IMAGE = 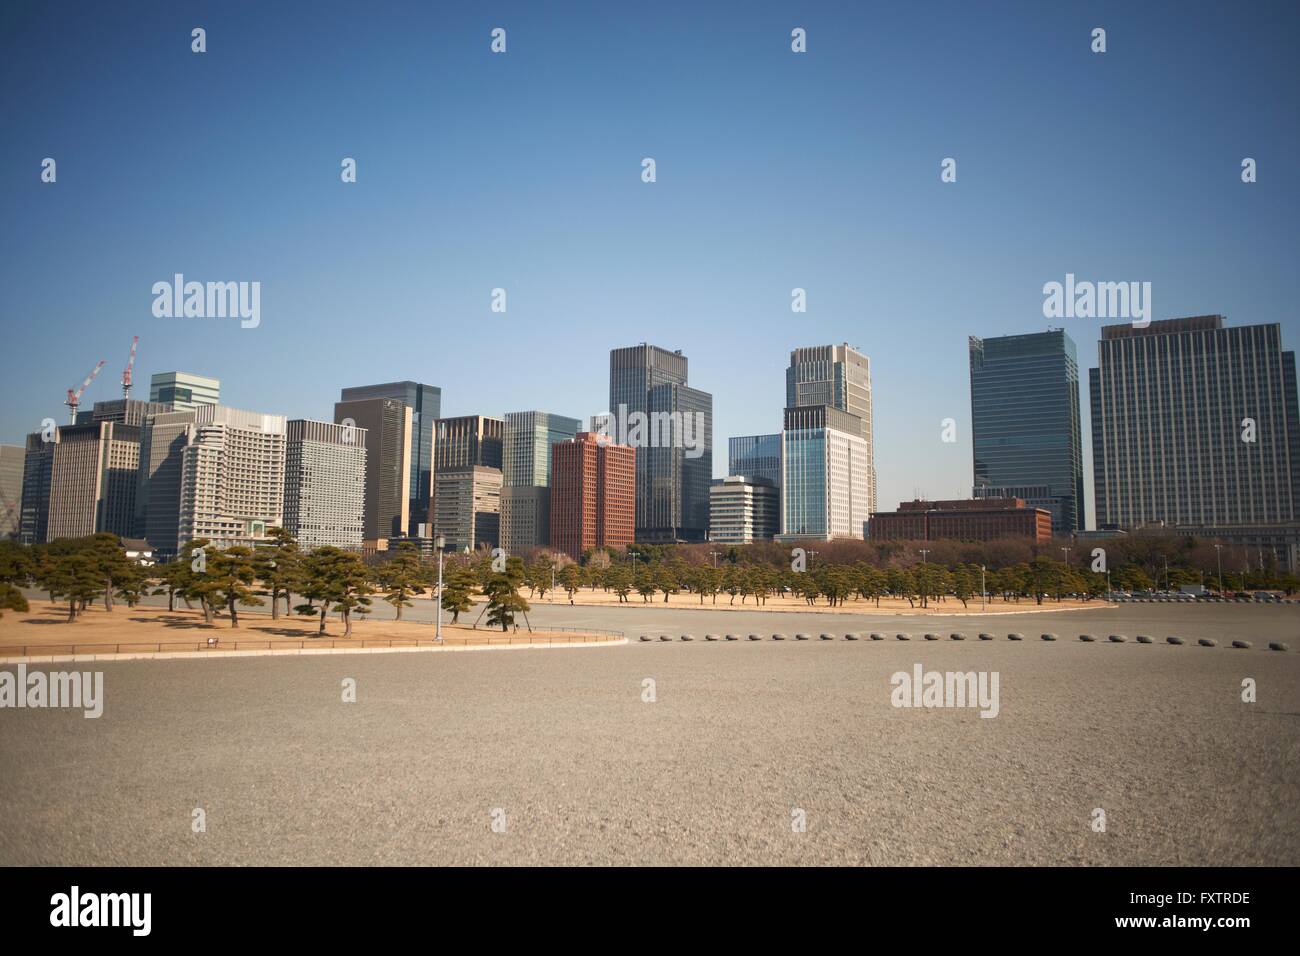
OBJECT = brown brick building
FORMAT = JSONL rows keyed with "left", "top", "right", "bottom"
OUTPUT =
{"left": 869, "top": 498, "right": 1053, "bottom": 542}
{"left": 549, "top": 433, "right": 635, "bottom": 559}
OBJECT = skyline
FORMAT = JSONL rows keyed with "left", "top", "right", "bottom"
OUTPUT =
{"left": 3, "top": 1, "right": 1299, "bottom": 520}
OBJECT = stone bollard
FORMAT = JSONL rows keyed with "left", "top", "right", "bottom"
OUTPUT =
{"left": 773, "top": 633, "right": 787, "bottom": 641}
{"left": 1167, "top": 636, "right": 1185, "bottom": 645}
{"left": 1136, "top": 635, "right": 1153, "bottom": 644}
{"left": 1079, "top": 634, "right": 1095, "bottom": 642}
{"left": 748, "top": 634, "right": 762, "bottom": 641}
{"left": 924, "top": 633, "right": 940, "bottom": 641}
{"left": 1108, "top": 635, "right": 1127, "bottom": 643}
{"left": 1041, "top": 633, "right": 1057, "bottom": 641}
{"left": 1198, "top": 638, "right": 1217, "bottom": 647}
{"left": 845, "top": 633, "right": 861, "bottom": 641}
{"left": 725, "top": 634, "right": 739, "bottom": 641}
{"left": 1231, "top": 640, "right": 1251, "bottom": 649}
{"left": 1008, "top": 633, "right": 1023, "bottom": 641}
{"left": 950, "top": 633, "right": 966, "bottom": 641}
{"left": 705, "top": 634, "right": 720, "bottom": 641}
{"left": 978, "top": 633, "right": 994, "bottom": 641}
{"left": 1268, "top": 642, "right": 1289, "bottom": 651}
{"left": 681, "top": 634, "right": 694, "bottom": 642}
{"left": 639, "top": 635, "right": 653, "bottom": 642}
{"left": 869, "top": 633, "right": 885, "bottom": 641}
{"left": 896, "top": 633, "right": 911, "bottom": 641}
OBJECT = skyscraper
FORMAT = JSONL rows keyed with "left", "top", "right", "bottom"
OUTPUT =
{"left": 137, "top": 409, "right": 197, "bottom": 557}
{"left": 46, "top": 419, "right": 142, "bottom": 540}
{"left": 334, "top": 397, "right": 411, "bottom": 544}
{"left": 149, "top": 372, "right": 220, "bottom": 412}
{"left": 968, "top": 329, "right": 1084, "bottom": 534}
{"left": 729, "top": 434, "right": 782, "bottom": 488}
{"left": 339, "top": 381, "right": 441, "bottom": 536}
{"left": 786, "top": 344, "right": 876, "bottom": 514}
{"left": 434, "top": 466, "right": 502, "bottom": 552}
{"left": 608, "top": 344, "right": 713, "bottom": 543}
{"left": 549, "top": 432, "right": 635, "bottom": 560}
{"left": 778, "top": 405, "right": 872, "bottom": 542}
{"left": 1090, "top": 316, "right": 1300, "bottom": 536}
{"left": 177, "top": 406, "right": 287, "bottom": 552}
{"left": 19, "top": 431, "right": 56, "bottom": 544}
{"left": 431, "top": 414, "right": 503, "bottom": 539}
{"left": 0, "top": 444, "right": 27, "bottom": 539}
{"left": 501, "top": 410, "right": 581, "bottom": 553}
{"left": 283, "top": 419, "right": 367, "bottom": 550}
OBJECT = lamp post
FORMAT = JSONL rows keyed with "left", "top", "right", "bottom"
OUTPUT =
{"left": 1214, "top": 544, "right": 1223, "bottom": 594}
{"left": 435, "top": 534, "right": 446, "bottom": 642}
{"left": 981, "top": 564, "right": 986, "bottom": 612}
{"left": 709, "top": 550, "right": 721, "bottom": 568}
{"left": 807, "top": 549, "right": 820, "bottom": 570}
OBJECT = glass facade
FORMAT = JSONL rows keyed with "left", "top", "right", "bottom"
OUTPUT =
{"left": 340, "top": 381, "right": 441, "bottom": 535}
{"left": 969, "top": 330, "right": 1083, "bottom": 534}
{"left": 729, "top": 434, "right": 782, "bottom": 487}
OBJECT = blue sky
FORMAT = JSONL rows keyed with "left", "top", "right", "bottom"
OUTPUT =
{"left": 3, "top": 0, "right": 1298, "bottom": 525}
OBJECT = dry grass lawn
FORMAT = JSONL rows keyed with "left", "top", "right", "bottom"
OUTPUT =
{"left": 0, "top": 600, "right": 613, "bottom": 655}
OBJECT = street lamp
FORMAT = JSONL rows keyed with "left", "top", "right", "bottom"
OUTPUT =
{"left": 435, "top": 534, "right": 446, "bottom": 642}
{"left": 807, "top": 550, "right": 820, "bottom": 569}
{"left": 981, "top": 564, "right": 986, "bottom": 612}
{"left": 709, "top": 550, "right": 721, "bottom": 568}
{"left": 1214, "top": 544, "right": 1224, "bottom": 594}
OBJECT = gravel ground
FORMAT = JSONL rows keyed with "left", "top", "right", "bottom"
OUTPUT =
{"left": 1, "top": 606, "right": 1297, "bottom": 866}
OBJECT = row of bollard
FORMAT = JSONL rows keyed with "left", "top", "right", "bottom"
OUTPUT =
{"left": 638, "top": 632, "right": 1290, "bottom": 650}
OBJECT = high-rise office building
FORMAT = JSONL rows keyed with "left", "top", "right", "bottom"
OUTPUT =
{"left": 501, "top": 410, "right": 581, "bottom": 554}
{"left": 177, "top": 406, "right": 287, "bottom": 552}
{"left": 729, "top": 434, "right": 782, "bottom": 488}
{"left": 334, "top": 398, "right": 411, "bottom": 544}
{"left": 434, "top": 466, "right": 502, "bottom": 552}
{"left": 19, "top": 431, "right": 56, "bottom": 544}
{"left": 969, "top": 330, "right": 1084, "bottom": 534}
{"left": 1090, "top": 316, "right": 1300, "bottom": 553}
{"left": 0, "top": 444, "right": 26, "bottom": 539}
{"left": 90, "top": 399, "right": 173, "bottom": 426}
{"left": 283, "top": 419, "right": 367, "bottom": 551}
{"left": 778, "top": 405, "right": 872, "bottom": 542}
{"left": 137, "top": 409, "right": 197, "bottom": 556}
{"left": 786, "top": 343, "right": 876, "bottom": 514}
{"left": 709, "top": 476, "right": 779, "bottom": 544}
{"left": 47, "top": 419, "right": 142, "bottom": 540}
{"left": 149, "top": 372, "right": 220, "bottom": 412}
{"left": 549, "top": 432, "right": 636, "bottom": 560}
{"left": 608, "top": 344, "right": 713, "bottom": 543}
{"left": 339, "top": 381, "right": 441, "bottom": 536}
{"left": 431, "top": 414, "right": 503, "bottom": 536}
{"left": 434, "top": 415, "right": 503, "bottom": 472}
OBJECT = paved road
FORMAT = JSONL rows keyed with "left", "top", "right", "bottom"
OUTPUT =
{"left": 2, "top": 605, "right": 1296, "bottom": 866}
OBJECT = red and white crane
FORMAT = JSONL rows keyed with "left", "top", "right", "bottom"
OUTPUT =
{"left": 66, "top": 360, "right": 106, "bottom": 423}
{"left": 121, "top": 335, "right": 139, "bottom": 399}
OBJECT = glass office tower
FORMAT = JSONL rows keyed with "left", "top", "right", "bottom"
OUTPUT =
{"left": 969, "top": 330, "right": 1084, "bottom": 534}
{"left": 340, "top": 381, "right": 441, "bottom": 535}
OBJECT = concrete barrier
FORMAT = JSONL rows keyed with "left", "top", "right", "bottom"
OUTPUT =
{"left": 869, "top": 633, "right": 885, "bottom": 641}
{"left": 978, "top": 633, "right": 994, "bottom": 641}
{"left": 680, "top": 634, "right": 694, "bottom": 642}
{"left": 1269, "top": 642, "right": 1289, "bottom": 651}
{"left": 1041, "top": 633, "right": 1057, "bottom": 641}
{"left": 1198, "top": 638, "right": 1217, "bottom": 647}
{"left": 1008, "top": 633, "right": 1023, "bottom": 641}
{"left": 1231, "top": 640, "right": 1251, "bottom": 649}
{"left": 1079, "top": 634, "right": 1095, "bottom": 642}
{"left": 1108, "top": 634, "right": 1127, "bottom": 643}
{"left": 725, "top": 634, "right": 739, "bottom": 641}
{"left": 705, "top": 634, "right": 720, "bottom": 641}
{"left": 773, "top": 633, "right": 787, "bottom": 641}
{"left": 924, "top": 633, "right": 940, "bottom": 641}
{"left": 950, "top": 633, "right": 966, "bottom": 641}
{"left": 1136, "top": 635, "right": 1153, "bottom": 644}
{"left": 896, "top": 633, "right": 911, "bottom": 641}
{"left": 1167, "top": 636, "right": 1185, "bottom": 645}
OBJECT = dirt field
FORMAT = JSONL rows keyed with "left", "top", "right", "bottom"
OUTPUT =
{"left": 0, "top": 600, "right": 616, "bottom": 655}
{"left": 528, "top": 589, "right": 1107, "bottom": 615}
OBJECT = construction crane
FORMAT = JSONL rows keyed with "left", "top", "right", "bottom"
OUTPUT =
{"left": 121, "top": 335, "right": 139, "bottom": 399}
{"left": 66, "top": 360, "right": 106, "bottom": 423}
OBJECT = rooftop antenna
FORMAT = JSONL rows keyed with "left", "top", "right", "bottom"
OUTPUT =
{"left": 66, "top": 360, "right": 106, "bottom": 423}
{"left": 121, "top": 335, "right": 139, "bottom": 399}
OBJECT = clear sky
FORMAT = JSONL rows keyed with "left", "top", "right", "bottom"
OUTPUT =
{"left": 3, "top": 1, "right": 1298, "bottom": 526}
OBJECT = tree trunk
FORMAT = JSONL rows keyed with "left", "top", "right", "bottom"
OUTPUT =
{"left": 168, "top": 589, "right": 176, "bottom": 612}
{"left": 395, "top": 597, "right": 403, "bottom": 621}
{"left": 318, "top": 606, "right": 327, "bottom": 635}
{"left": 67, "top": 599, "right": 76, "bottom": 621}
{"left": 228, "top": 596, "right": 239, "bottom": 628}
{"left": 271, "top": 587, "right": 280, "bottom": 620}
{"left": 104, "top": 580, "right": 114, "bottom": 611}
{"left": 343, "top": 609, "right": 352, "bottom": 638}
{"left": 201, "top": 599, "right": 213, "bottom": 624}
